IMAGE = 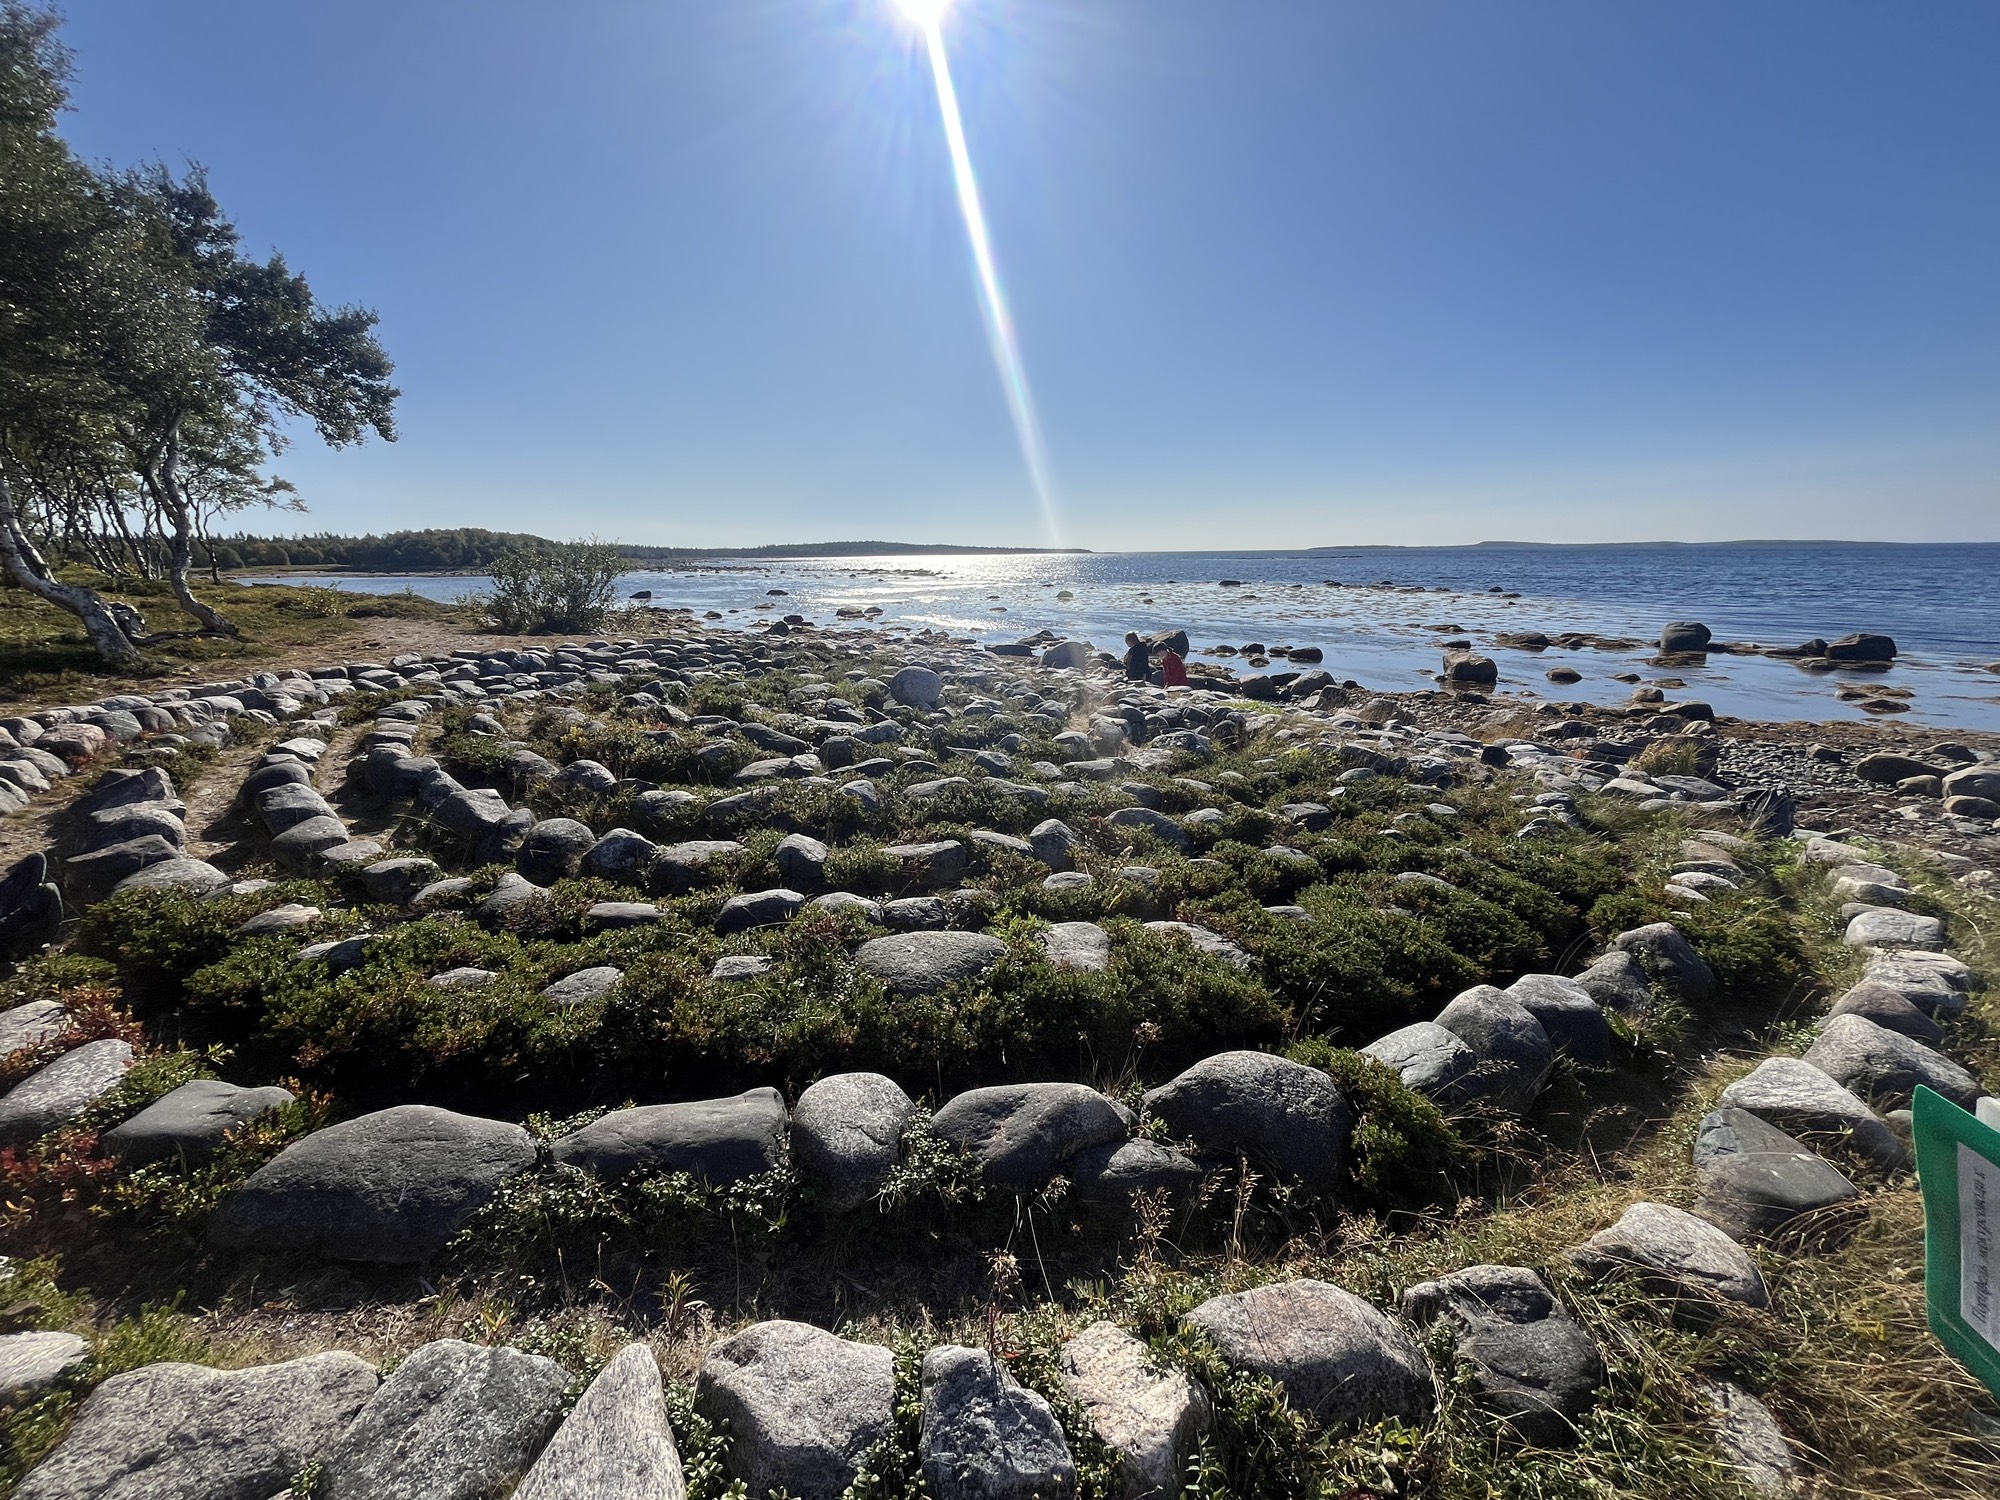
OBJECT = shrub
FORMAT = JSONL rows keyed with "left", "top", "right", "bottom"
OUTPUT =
{"left": 481, "top": 541, "right": 628, "bottom": 634}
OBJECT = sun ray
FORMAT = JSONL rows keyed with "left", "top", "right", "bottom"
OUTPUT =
{"left": 904, "top": 4, "right": 1063, "bottom": 548}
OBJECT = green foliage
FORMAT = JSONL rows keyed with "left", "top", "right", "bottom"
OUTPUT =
{"left": 483, "top": 541, "right": 629, "bottom": 634}
{"left": 1288, "top": 1041, "right": 1471, "bottom": 1207}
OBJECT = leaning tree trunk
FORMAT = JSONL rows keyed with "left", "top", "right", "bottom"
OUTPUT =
{"left": 0, "top": 469, "right": 145, "bottom": 666}
{"left": 149, "top": 439, "right": 238, "bottom": 638}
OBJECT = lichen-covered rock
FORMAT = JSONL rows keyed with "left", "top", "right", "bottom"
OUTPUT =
{"left": 551, "top": 1088, "right": 787, "bottom": 1183}
{"left": 1432, "top": 986, "right": 1553, "bottom": 1112}
{"left": 15, "top": 1351, "right": 377, "bottom": 1500}
{"left": 1692, "top": 1107, "right": 1861, "bottom": 1239}
{"left": 1569, "top": 1201, "right": 1768, "bottom": 1307}
{"left": 697, "top": 1321, "right": 896, "bottom": 1500}
{"left": 854, "top": 931, "right": 1007, "bottom": 996}
{"left": 1503, "top": 974, "right": 1611, "bottom": 1062}
{"left": 1360, "top": 1023, "right": 1478, "bottom": 1103}
{"left": 1401, "top": 1265, "right": 1603, "bottom": 1445}
{"left": 1058, "top": 1321, "right": 1210, "bottom": 1497}
{"left": 0, "top": 1330, "right": 88, "bottom": 1403}
{"left": 1702, "top": 1380, "right": 1795, "bottom": 1497}
{"left": 1843, "top": 908, "right": 1945, "bottom": 952}
{"left": 318, "top": 1339, "right": 568, "bottom": 1500}
{"left": 0, "top": 1038, "right": 133, "bottom": 1149}
{"left": 791, "top": 1072, "right": 912, "bottom": 1212}
{"left": 921, "top": 1345, "right": 1077, "bottom": 1500}
{"left": 208, "top": 1105, "right": 535, "bottom": 1263}
{"left": 1610, "top": 923, "right": 1714, "bottom": 1001}
{"left": 1184, "top": 1279, "right": 1433, "bottom": 1429}
{"left": 1041, "top": 920, "right": 1112, "bottom": 972}
{"left": 102, "top": 1079, "right": 296, "bottom": 1166}
{"left": 513, "top": 1343, "right": 685, "bottom": 1500}
{"left": 1718, "top": 1057, "right": 1907, "bottom": 1171}
{"left": 1801, "top": 1014, "right": 1978, "bottom": 1109}
{"left": 931, "top": 1083, "right": 1128, "bottom": 1190}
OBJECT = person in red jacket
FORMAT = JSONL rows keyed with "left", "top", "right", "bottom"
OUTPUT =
{"left": 1159, "top": 647, "right": 1188, "bottom": 688}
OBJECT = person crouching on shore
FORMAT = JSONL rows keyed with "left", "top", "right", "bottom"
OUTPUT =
{"left": 1123, "top": 631, "right": 1152, "bottom": 680}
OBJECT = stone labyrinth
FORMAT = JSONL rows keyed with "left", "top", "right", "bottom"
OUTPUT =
{"left": 0, "top": 624, "right": 1993, "bottom": 1498}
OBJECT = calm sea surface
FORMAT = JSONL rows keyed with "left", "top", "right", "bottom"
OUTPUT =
{"left": 272, "top": 542, "right": 2000, "bottom": 731}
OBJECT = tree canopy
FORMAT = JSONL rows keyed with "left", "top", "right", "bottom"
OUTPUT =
{"left": 0, "top": 2, "right": 396, "bottom": 661}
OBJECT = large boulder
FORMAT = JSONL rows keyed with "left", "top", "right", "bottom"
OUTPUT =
{"left": 1825, "top": 984, "right": 1943, "bottom": 1045}
{"left": 1659, "top": 621, "right": 1712, "bottom": 653}
{"left": 1028, "top": 818, "right": 1080, "bottom": 871}
{"left": 921, "top": 1345, "right": 1077, "bottom": 1500}
{"left": 715, "top": 888, "right": 806, "bottom": 934}
{"left": 0, "top": 1330, "right": 89, "bottom": 1403}
{"left": 1142, "top": 1051, "right": 1352, "bottom": 1192}
{"left": 0, "top": 997, "right": 66, "bottom": 1065}
{"left": 1359, "top": 1023, "right": 1479, "bottom": 1104}
{"left": 102, "top": 1079, "right": 296, "bottom": 1166}
{"left": 14, "top": 1351, "right": 378, "bottom": 1500}
{"left": 882, "top": 840, "right": 970, "bottom": 887}
{"left": 516, "top": 817, "right": 598, "bottom": 885}
{"left": 1692, "top": 1107, "right": 1859, "bottom": 1239}
{"left": 1824, "top": 632, "right": 1895, "bottom": 663}
{"left": 888, "top": 665, "right": 944, "bottom": 709}
{"left": 550, "top": 1088, "right": 787, "bottom": 1183}
{"left": 1610, "top": 924, "right": 1714, "bottom": 1001}
{"left": 855, "top": 932, "right": 1007, "bottom": 996}
{"left": 1717, "top": 1056, "right": 1908, "bottom": 1171}
{"left": 1432, "top": 986, "right": 1553, "bottom": 1112}
{"left": 1401, "top": 1265, "right": 1604, "bottom": 1445}
{"left": 1058, "top": 1321, "right": 1210, "bottom": 1498}
{"left": 269, "top": 815, "right": 352, "bottom": 872}
{"left": 1503, "top": 974, "right": 1611, "bottom": 1063}
{"left": 1041, "top": 921, "right": 1113, "bottom": 973}
{"left": 1041, "top": 640, "right": 1093, "bottom": 670}
{"left": 1859, "top": 952, "right": 1973, "bottom": 1016}
{"left": 207, "top": 1105, "right": 536, "bottom": 1263}
{"left": 1569, "top": 1201, "right": 1768, "bottom": 1307}
{"left": 931, "top": 1083, "right": 1128, "bottom": 1190}
{"left": 792, "top": 1072, "right": 912, "bottom": 1212}
{"left": 64, "top": 835, "right": 180, "bottom": 900}
{"left": 1842, "top": 908, "right": 1945, "bottom": 952}
{"left": 317, "top": 1339, "right": 568, "bottom": 1500}
{"left": 0, "top": 1038, "right": 134, "bottom": 1149}
{"left": 697, "top": 1321, "right": 896, "bottom": 1500}
{"left": 512, "top": 1343, "right": 683, "bottom": 1500}
{"left": 1801, "top": 1013, "right": 1978, "bottom": 1109}
{"left": 1184, "top": 1279, "right": 1433, "bottom": 1428}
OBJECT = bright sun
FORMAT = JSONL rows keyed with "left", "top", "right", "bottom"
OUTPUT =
{"left": 893, "top": 0, "right": 950, "bottom": 30}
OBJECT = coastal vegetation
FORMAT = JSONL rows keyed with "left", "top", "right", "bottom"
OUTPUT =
{"left": 0, "top": 4, "right": 396, "bottom": 664}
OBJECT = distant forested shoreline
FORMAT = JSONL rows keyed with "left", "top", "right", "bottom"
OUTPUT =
{"left": 210, "top": 529, "right": 1085, "bottom": 572}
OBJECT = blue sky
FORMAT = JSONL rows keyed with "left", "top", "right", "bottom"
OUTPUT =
{"left": 56, "top": 0, "right": 2000, "bottom": 549}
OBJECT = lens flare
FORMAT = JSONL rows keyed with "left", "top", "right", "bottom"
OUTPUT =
{"left": 906, "top": 5, "right": 1063, "bottom": 547}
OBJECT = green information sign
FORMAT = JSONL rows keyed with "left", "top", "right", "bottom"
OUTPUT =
{"left": 1913, "top": 1085, "right": 2000, "bottom": 1398}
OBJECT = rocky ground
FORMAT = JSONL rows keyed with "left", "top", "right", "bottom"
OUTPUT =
{"left": 0, "top": 618, "right": 1995, "bottom": 1499}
